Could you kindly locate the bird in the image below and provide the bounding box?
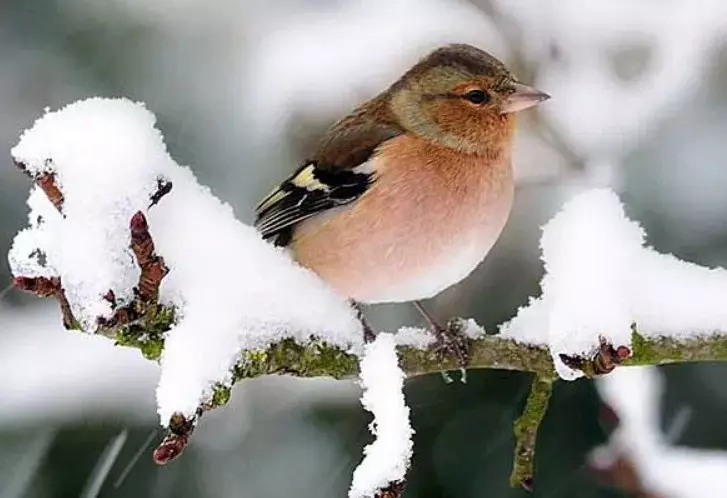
[254,43,549,365]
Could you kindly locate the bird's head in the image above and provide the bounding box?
[387,44,550,154]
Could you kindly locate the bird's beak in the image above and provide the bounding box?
[500,82,550,114]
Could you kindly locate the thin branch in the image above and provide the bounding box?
[510,376,553,490]
[14,160,66,212]
[375,481,406,498]
[15,256,727,485]
[13,276,78,330]
[128,210,169,304]
[12,161,727,490]
[36,173,65,212]
[16,266,727,485]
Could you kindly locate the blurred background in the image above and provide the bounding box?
[2,0,727,496]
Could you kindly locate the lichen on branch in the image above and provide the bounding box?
[510,375,553,489]
[16,246,727,488]
[13,184,727,489]
[11,104,727,494]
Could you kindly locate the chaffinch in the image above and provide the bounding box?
[255,44,549,363]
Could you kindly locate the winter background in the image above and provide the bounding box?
[3,0,727,497]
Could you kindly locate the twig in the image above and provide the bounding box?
[510,375,553,490]
[36,173,65,212]
[152,411,198,465]
[149,178,172,207]
[13,167,727,488]
[560,336,631,377]
[16,262,727,481]
[375,481,406,498]
[14,160,66,212]
[129,211,168,304]
[12,276,79,330]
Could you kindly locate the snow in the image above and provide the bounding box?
[11,98,727,493]
[460,318,487,339]
[632,252,727,339]
[349,333,413,498]
[10,99,162,329]
[505,189,644,379]
[9,187,63,280]
[6,1,727,494]
[394,319,484,350]
[595,368,727,498]
[393,327,436,349]
[501,188,727,379]
[8,98,363,425]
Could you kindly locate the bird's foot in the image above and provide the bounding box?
[412,301,469,382]
[431,321,470,383]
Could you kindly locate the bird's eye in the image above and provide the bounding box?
[464,89,489,105]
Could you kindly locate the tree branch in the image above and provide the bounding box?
[14,262,727,488]
[511,376,553,490]
[12,157,727,491]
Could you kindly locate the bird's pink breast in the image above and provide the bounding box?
[290,136,514,303]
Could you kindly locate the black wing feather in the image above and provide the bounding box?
[254,163,373,244]
[254,105,402,246]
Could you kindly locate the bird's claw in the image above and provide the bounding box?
[432,323,469,382]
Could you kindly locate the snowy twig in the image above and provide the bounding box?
[10,100,727,494]
[373,482,406,498]
[11,206,727,486]
[12,276,77,330]
[224,326,727,490]
[14,254,727,488]
[35,172,65,212]
[12,226,727,490]
[14,160,66,211]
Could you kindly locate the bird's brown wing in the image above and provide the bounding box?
[254,112,402,246]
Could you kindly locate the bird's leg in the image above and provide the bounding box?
[412,300,469,381]
[350,300,376,343]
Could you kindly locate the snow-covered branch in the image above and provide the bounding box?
[8,99,727,494]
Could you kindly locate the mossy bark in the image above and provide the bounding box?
[510,375,554,489]
[62,310,727,489]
